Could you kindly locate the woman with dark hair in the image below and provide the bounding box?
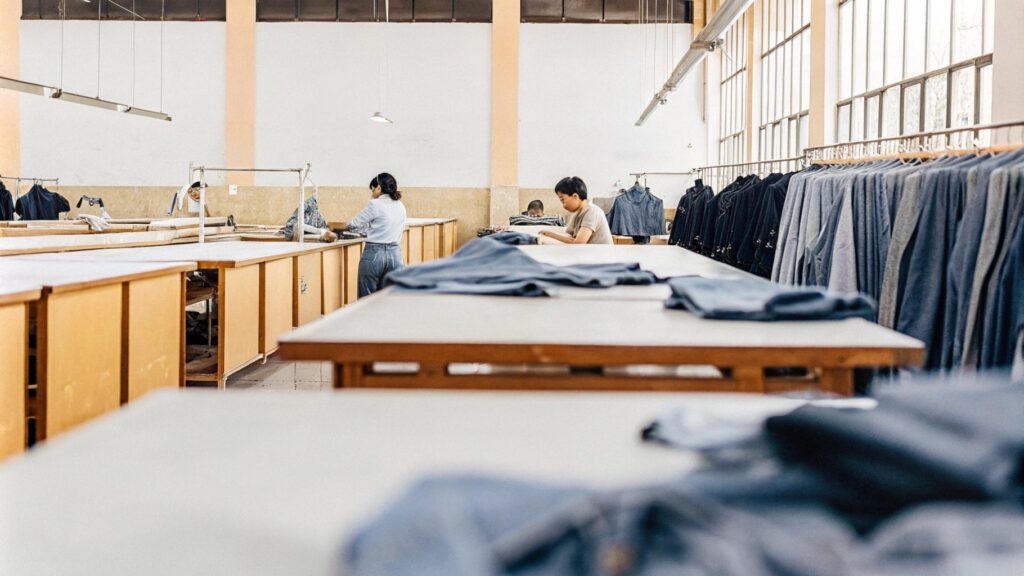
[341,172,408,297]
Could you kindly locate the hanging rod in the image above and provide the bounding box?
[694,156,805,172]
[188,167,305,173]
[629,171,697,177]
[0,175,59,183]
[805,121,1024,162]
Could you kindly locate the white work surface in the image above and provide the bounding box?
[515,244,753,300]
[10,239,359,268]
[0,389,801,576]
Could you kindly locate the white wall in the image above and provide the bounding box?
[19,21,226,185]
[254,23,492,187]
[992,0,1024,123]
[519,24,707,208]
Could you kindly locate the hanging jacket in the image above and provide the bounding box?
[13,184,70,221]
[0,182,13,221]
[608,185,665,237]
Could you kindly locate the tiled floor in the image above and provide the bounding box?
[227,353,333,391]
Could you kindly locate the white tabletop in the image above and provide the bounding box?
[0,389,800,576]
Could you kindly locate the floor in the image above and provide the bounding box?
[227,353,333,391]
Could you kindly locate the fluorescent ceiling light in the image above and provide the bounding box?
[0,75,171,122]
[635,0,757,126]
[369,112,393,124]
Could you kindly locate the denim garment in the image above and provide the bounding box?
[750,173,794,278]
[685,185,714,251]
[280,195,329,240]
[664,276,876,321]
[0,182,13,221]
[13,184,70,220]
[609,185,666,237]
[488,231,539,245]
[508,214,565,227]
[980,167,1024,367]
[734,174,785,270]
[346,382,1024,576]
[941,152,1024,368]
[358,242,404,298]
[669,182,701,246]
[383,237,659,297]
[345,475,853,576]
[766,381,1024,505]
[984,200,1024,368]
[895,154,990,369]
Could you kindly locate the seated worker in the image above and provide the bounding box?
[538,176,613,245]
[508,199,565,227]
[169,182,212,217]
[281,195,337,242]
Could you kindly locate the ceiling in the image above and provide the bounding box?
[22,0,692,23]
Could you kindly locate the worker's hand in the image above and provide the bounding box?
[322,230,338,242]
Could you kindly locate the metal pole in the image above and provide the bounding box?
[199,167,206,244]
[298,166,306,244]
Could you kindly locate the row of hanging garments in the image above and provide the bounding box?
[0,181,70,221]
[668,173,796,278]
[769,150,1024,374]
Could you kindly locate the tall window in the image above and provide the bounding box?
[836,0,993,143]
[719,13,749,165]
[757,0,811,160]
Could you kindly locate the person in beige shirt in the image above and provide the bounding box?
[538,176,614,245]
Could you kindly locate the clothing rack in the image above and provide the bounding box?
[628,171,696,188]
[693,156,804,188]
[188,163,310,244]
[804,120,1024,164]
[0,175,60,200]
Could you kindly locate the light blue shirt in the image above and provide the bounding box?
[348,196,407,244]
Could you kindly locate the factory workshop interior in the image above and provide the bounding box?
[3,0,1024,574]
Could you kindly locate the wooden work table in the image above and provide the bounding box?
[0,388,804,575]
[15,239,365,386]
[279,245,924,395]
[0,280,42,461]
[0,259,196,450]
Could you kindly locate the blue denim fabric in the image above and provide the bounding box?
[345,382,1024,576]
[608,185,666,237]
[489,231,539,245]
[984,199,1024,368]
[980,168,1024,368]
[358,242,404,298]
[943,150,1024,368]
[664,276,876,321]
[383,237,659,297]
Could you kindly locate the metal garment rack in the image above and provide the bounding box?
[0,175,60,200]
[187,163,311,244]
[804,120,1024,164]
[693,156,804,189]
[628,171,696,187]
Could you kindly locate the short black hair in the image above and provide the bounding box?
[554,176,587,200]
[369,172,401,201]
[527,200,544,212]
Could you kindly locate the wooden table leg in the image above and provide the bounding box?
[0,303,28,460]
[334,363,366,388]
[732,366,765,393]
[819,368,854,397]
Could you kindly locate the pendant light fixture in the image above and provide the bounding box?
[0,0,171,122]
[369,0,393,124]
